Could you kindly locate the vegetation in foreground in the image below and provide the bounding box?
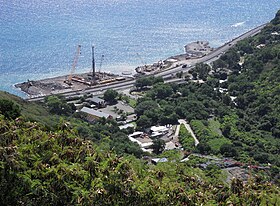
[0,115,279,205]
[0,9,280,206]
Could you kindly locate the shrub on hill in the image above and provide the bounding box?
[0,116,279,205]
[0,98,21,119]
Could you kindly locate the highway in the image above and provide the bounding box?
[156,23,267,78]
[28,23,267,102]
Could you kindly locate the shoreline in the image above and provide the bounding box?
[15,71,134,98]
[15,22,268,99]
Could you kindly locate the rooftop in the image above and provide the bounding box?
[80,107,111,118]
[119,123,135,130]
[129,131,144,138]
[87,97,105,104]
[150,126,169,133]
[151,158,168,164]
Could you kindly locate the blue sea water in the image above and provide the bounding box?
[0,0,279,97]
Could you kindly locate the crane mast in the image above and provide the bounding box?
[92,45,95,82]
[67,45,81,84]
[136,53,146,66]
[99,54,105,73]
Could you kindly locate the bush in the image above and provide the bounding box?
[0,99,21,119]
[220,144,238,158]
[196,142,211,155]
[179,124,195,151]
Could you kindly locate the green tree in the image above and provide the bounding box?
[159,113,179,125]
[104,89,118,104]
[134,77,153,89]
[179,124,195,151]
[220,144,238,158]
[153,76,164,84]
[151,139,165,154]
[144,109,160,123]
[110,132,143,157]
[221,124,231,138]
[212,59,227,71]
[222,94,231,106]
[253,152,270,164]
[135,100,158,116]
[0,99,21,119]
[192,71,198,80]
[45,95,74,115]
[193,63,211,80]
[196,142,211,155]
[236,39,254,54]
[149,83,173,99]
[271,10,280,25]
[136,115,151,131]
[176,71,183,78]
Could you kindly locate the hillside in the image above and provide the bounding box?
[0,91,143,158]
[0,91,59,129]
[0,115,279,205]
[215,10,280,165]
[0,10,280,206]
[133,10,280,169]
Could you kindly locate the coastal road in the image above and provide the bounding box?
[156,23,267,79]
[28,79,137,101]
[28,78,186,101]
[28,23,267,102]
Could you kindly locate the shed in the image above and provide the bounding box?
[87,97,106,108]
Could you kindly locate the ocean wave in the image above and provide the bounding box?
[231,21,246,28]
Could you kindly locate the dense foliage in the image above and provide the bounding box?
[179,124,195,151]
[0,9,280,206]
[0,98,21,119]
[45,95,76,115]
[134,10,280,181]
[135,76,164,90]
[0,91,143,158]
[212,14,280,168]
[103,89,118,104]
[0,116,279,205]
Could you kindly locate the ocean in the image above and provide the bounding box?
[0,0,279,97]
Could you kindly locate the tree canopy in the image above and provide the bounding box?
[0,115,279,205]
[45,95,75,115]
[103,89,118,104]
[0,98,21,119]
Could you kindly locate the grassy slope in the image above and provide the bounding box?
[0,91,59,129]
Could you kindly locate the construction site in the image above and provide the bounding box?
[16,41,214,98]
[15,45,132,97]
[135,41,214,75]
